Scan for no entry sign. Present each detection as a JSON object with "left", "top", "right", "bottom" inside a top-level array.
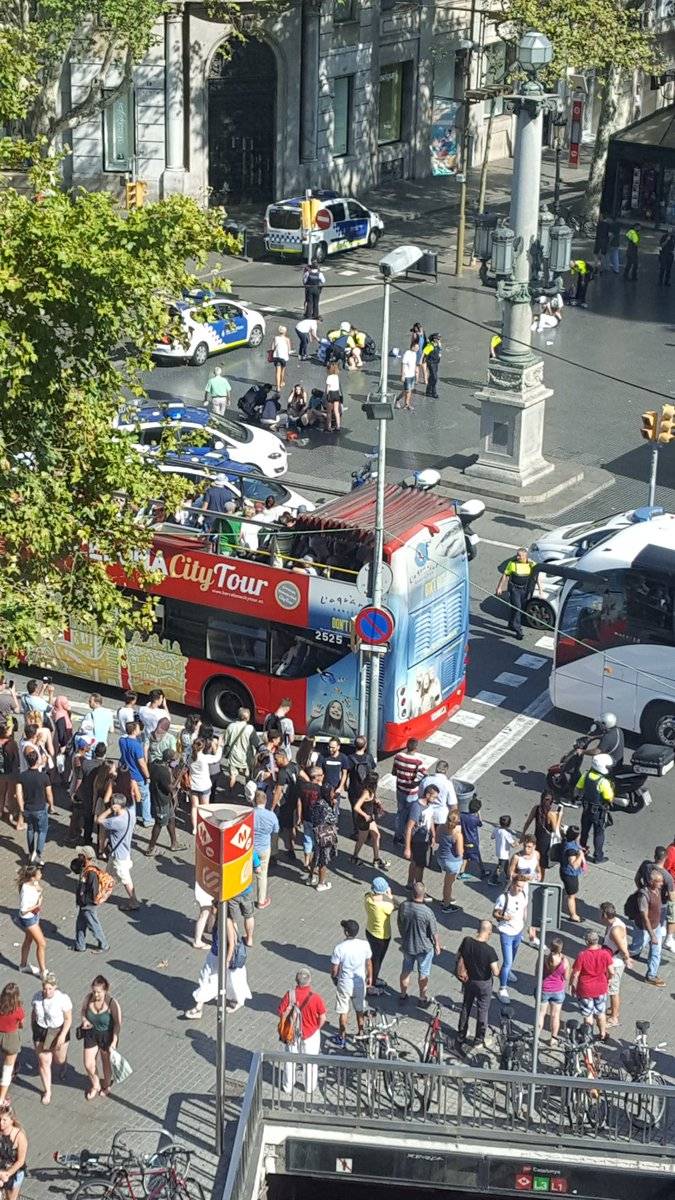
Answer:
[
  {"left": 315, "top": 207, "right": 332, "bottom": 230},
  {"left": 354, "top": 605, "right": 395, "bottom": 645}
]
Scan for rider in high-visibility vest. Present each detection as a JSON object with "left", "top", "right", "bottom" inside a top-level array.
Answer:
[
  {"left": 575, "top": 753, "right": 615, "bottom": 864},
  {"left": 570, "top": 259, "right": 593, "bottom": 307}
]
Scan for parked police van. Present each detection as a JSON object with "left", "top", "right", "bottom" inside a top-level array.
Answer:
[{"left": 264, "top": 190, "right": 384, "bottom": 261}]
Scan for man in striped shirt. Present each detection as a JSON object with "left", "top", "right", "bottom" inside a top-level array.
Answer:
[{"left": 393, "top": 738, "right": 427, "bottom": 844}]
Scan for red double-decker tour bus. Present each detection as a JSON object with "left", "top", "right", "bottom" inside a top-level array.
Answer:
[{"left": 33, "top": 483, "right": 471, "bottom": 750}]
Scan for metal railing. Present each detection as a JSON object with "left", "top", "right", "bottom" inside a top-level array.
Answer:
[{"left": 222, "top": 1051, "right": 675, "bottom": 1200}]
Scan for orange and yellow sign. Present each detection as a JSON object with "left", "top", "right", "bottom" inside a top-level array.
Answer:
[{"left": 195, "top": 806, "right": 254, "bottom": 903}]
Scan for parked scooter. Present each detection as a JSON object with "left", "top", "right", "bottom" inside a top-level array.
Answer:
[{"left": 547, "top": 736, "right": 659, "bottom": 814}]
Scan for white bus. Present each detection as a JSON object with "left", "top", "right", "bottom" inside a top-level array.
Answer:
[{"left": 549, "top": 512, "right": 675, "bottom": 747}]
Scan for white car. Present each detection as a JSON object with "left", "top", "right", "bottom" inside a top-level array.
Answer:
[
  {"left": 529, "top": 507, "right": 663, "bottom": 565},
  {"left": 264, "top": 191, "right": 384, "bottom": 261},
  {"left": 153, "top": 292, "right": 265, "bottom": 366},
  {"left": 152, "top": 453, "right": 313, "bottom": 517},
  {"left": 116, "top": 402, "right": 287, "bottom": 479}
]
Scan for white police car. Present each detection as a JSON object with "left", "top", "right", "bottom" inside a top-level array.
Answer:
[
  {"left": 116, "top": 402, "right": 288, "bottom": 479},
  {"left": 153, "top": 291, "right": 266, "bottom": 366},
  {"left": 264, "top": 191, "right": 384, "bottom": 262},
  {"left": 150, "top": 452, "right": 313, "bottom": 516}
]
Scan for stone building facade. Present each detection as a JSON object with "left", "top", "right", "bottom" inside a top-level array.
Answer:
[{"left": 63, "top": 0, "right": 514, "bottom": 207}]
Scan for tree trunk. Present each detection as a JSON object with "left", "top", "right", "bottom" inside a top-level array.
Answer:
[
  {"left": 477, "top": 98, "right": 496, "bottom": 215},
  {"left": 582, "top": 64, "right": 630, "bottom": 223}
]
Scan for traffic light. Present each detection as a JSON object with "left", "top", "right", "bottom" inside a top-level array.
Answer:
[
  {"left": 125, "top": 181, "right": 148, "bottom": 210},
  {"left": 658, "top": 404, "right": 675, "bottom": 443},
  {"left": 641, "top": 411, "right": 658, "bottom": 441}
]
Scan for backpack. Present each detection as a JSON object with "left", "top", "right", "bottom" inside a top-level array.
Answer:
[
  {"left": 264, "top": 712, "right": 283, "bottom": 737},
  {"left": 277, "top": 988, "right": 312, "bottom": 1045},
  {"left": 350, "top": 757, "right": 370, "bottom": 793},
  {"left": 85, "top": 863, "right": 115, "bottom": 906},
  {"left": 623, "top": 890, "right": 640, "bottom": 923}
]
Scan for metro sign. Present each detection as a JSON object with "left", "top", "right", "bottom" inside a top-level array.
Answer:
[{"left": 195, "top": 806, "right": 254, "bottom": 902}]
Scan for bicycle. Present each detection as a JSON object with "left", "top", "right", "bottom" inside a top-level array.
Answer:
[
  {"left": 493, "top": 1013, "right": 532, "bottom": 1119},
  {"left": 559, "top": 1019, "right": 608, "bottom": 1131},
  {"left": 620, "top": 1020, "right": 668, "bottom": 1130},
  {"left": 563, "top": 208, "right": 597, "bottom": 241},
  {"left": 321, "top": 1009, "right": 422, "bottom": 1114},
  {"left": 53, "top": 1139, "right": 204, "bottom": 1200}
]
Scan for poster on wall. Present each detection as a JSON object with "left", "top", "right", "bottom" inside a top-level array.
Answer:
[{"left": 430, "top": 100, "right": 460, "bottom": 175}]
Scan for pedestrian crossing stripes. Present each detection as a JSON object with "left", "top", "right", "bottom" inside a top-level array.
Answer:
[
  {"left": 473, "top": 690, "right": 506, "bottom": 707},
  {"left": 535, "top": 635, "right": 555, "bottom": 650},
  {"left": 425, "top": 730, "right": 462, "bottom": 750},
  {"left": 449, "top": 710, "right": 484, "bottom": 728},
  {"left": 514, "top": 653, "right": 548, "bottom": 670},
  {"left": 495, "top": 671, "right": 528, "bottom": 687}
]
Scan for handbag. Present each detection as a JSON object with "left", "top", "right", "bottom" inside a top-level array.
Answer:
[
  {"left": 229, "top": 939, "right": 247, "bottom": 971},
  {"left": 110, "top": 1047, "right": 133, "bottom": 1084},
  {"left": 266, "top": 348, "right": 274, "bottom": 364}
]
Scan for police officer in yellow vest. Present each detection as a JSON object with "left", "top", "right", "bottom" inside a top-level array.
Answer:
[
  {"left": 570, "top": 259, "right": 593, "bottom": 307},
  {"left": 624, "top": 224, "right": 640, "bottom": 282},
  {"left": 575, "top": 753, "right": 615, "bottom": 864},
  {"left": 496, "top": 548, "right": 541, "bottom": 641}
]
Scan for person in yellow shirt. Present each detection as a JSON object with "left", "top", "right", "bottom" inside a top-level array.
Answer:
[
  {"left": 496, "top": 548, "right": 541, "bottom": 640},
  {"left": 364, "top": 877, "right": 396, "bottom": 990},
  {"left": 490, "top": 333, "right": 502, "bottom": 359}
]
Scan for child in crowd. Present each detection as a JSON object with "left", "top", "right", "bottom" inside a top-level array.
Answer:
[
  {"left": 490, "top": 814, "right": 516, "bottom": 884},
  {"left": 460, "top": 797, "right": 487, "bottom": 880}
]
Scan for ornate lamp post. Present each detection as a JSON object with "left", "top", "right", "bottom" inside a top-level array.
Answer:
[{"left": 466, "top": 31, "right": 573, "bottom": 493}]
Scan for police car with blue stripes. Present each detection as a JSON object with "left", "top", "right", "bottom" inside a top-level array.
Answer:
[
  {"left": 265, "top": 191, "right": 384, "bottom": 262},
  {"left": 153, "top": 290, "right": 266, "bottom": 366},
  {"left": 116, "top": 402, "right": 288, "bottom": 479}
]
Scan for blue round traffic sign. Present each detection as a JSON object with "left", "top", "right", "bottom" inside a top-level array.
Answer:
[{"left": 354, "top": 605, "right": 395, "bottom": 645}]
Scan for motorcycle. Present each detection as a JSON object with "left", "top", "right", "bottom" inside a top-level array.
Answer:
[{"left": 547, "top": 736, "right": 652, "bottom": 815}]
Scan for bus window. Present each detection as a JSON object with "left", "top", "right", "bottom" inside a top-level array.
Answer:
[
  {"left": 164, "top": 599, "right": 207, "bottom": 659},
  {"left": 558, "top": 571, "right": 675, "bottom": 667},
  {"left": 207, "top": 609, "right": 268, "bottom": 671},
  {"left": 271, "top": 626, "right": 346, "bottom": 677}
]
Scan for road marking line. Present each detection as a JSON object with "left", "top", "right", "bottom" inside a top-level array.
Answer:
[
  {"left": 480, "top": 538, "right": 521, "bottom": 550},
  {"left": 514, "top": 653, "right": 548, "bottom": 670},
  {"left": 321, "top": 282, "right": 384, "bottom": 311},
  {"left": 378, "top": 772, "right": 395, "bottom": 792},
  {"left": 455, "top": 690, "right": 553, "bottom": 785},
  {"left": 536, "top": 635, "right": 555, "bottom": 650},
  {"left": 449, "top": 710, "right": 484, "bottom": 728},
  {"left": 338, "top": 270, "right": 358, "bottom": 276},
  {"left": 425, "top": 730, "right": 462, "bottom": 750},
  {"left": 418, "top": 752, "right": 438, "bottom": 769},
  {"left": 495, "top": 671, "right": 528, "bottom": 687},
  {"left": 473, "top": 690, "right": 506, "bottom": 707}
]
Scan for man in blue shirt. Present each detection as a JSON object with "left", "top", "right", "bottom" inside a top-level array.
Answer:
[
  {"left": 118, "top": 720, "right": 152, "bottom": 826},
  {"left": 253, "top": 789, "right": 279, "bottom": 910}
]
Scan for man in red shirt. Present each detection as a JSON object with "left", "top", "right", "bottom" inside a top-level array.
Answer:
[
  {"left": 277, "top": 968, "right": 327, "bottom": 1095},
  {"left": 571, "top": 930, "right": 614, "bottom": 1040},
  {"left": 393, "top": 738, "right": 427, "bottom": 845}
]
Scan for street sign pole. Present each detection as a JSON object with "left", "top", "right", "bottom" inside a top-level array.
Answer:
[
  {"left": 358, "top": 645, "right": 368, "bottom": 735},
  {"left": 648, "top": 443, "right": 659, "bottom": 507},
  {"left": 531, "top": 887, "right": 549, "bottom": 1075},
  {"left": 366, "top": 273, "right": 391, "bottom": 757},
  {"left": 215, "top": 900, "right": 228, "bottom": 1155}
]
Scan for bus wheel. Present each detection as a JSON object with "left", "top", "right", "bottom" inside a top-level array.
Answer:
[
  {"left": 204, "top": 678, "right": 253, "bottom": 727},
  {"left": 641, "top": 701, "right": 675, "bottom": 748}
]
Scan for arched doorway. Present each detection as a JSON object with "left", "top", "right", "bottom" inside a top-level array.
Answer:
[{"left": 207, "top": 39, "right": 276, "bottom": 204}]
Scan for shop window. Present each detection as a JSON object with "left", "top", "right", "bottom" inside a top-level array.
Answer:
[
  {"left": 378, "top": 64, "right": 403, "bottom": 144},
  {"left": 103, "top": 88, "right": 134, "bottom": 172},
  {"left": 333, "top": 75, "right": 353, "bottom": 156}
]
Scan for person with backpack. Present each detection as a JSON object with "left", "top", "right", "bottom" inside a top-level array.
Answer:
[
  {"left": 627, "top": 869, "right": 667, "bottom": 987},
  {"left": 221, "top": 706, "right": 257, "bottom": 795},
  {"left": 277, "top": 968, "right": 327, "bottom": 1094},
  {"left": 72, "top": 846, "right": 111, "bottom": 952},
  {"left": 97, "top": 793, "right": 140, "bottom": 912},
  {"left": 346, "top": 735, "right": 376, "bottom": 834},
  {"left": 263, "top": 699, "right": 294, "bottom": 756}
]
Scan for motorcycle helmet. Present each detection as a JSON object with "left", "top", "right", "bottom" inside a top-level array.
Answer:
[
  {"left": 591, "top": 753, "right": 613, "bottom": 775},
  {"left": 599, "top": 712, "right": 617, "bottom": 730}
]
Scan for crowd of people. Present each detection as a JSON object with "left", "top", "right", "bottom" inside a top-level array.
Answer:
[{"left": 0, "top": 673, "right": 673, "bottom": 1160}]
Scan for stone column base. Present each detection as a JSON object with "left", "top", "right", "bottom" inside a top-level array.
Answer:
[
  {"left": 161, "top": 167, "right": 186, "bottom": 197},
  {"left": 464, "top": 357, "right": 556, "bottom": 490}
]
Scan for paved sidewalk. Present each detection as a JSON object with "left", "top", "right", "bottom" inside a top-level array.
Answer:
[{"left": 2, "top": 743, "right": 673, "bottom": 1200}]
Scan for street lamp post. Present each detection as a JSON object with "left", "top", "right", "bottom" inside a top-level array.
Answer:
[
  {"left": 466, "top": 31, "right": 573, "bottom": 493},
  {"left": 364, "top": 245, "right": 424, "bottom": 756}
]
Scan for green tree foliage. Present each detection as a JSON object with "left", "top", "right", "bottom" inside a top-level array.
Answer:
[
  {"left": 496, "top": 0, "right": 656, "bottom": 218},
  {"left": 0, "top": 163, "right": 231, "bottom": 657},
  {"left": 0, "top": 0, "right": 285, "bottom": 145},
  {"left": 497, "top": 0, "right": 655, "bottom": 77}
]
